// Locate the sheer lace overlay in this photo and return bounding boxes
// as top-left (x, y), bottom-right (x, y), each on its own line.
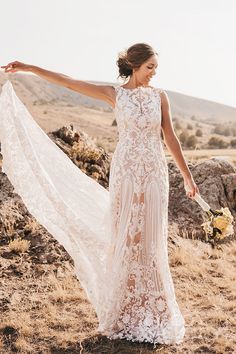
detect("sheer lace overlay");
top-left (0, 81), bottom-right (185, 345)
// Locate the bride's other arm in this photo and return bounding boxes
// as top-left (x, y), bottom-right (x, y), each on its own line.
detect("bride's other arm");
top-left (0, 61), bottom-right (115, 107)
top-left (160, 90), bottom-right (199, 197)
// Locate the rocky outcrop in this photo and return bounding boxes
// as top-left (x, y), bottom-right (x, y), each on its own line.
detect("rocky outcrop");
top-left (49, 124), bottom-right (111, 189)
top-left (168, 158), bottom-right (236, 242)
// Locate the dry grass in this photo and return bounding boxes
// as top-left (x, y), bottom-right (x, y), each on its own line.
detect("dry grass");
top-left (0, 232), bottom-right (236, 353)
top-left (8, 238), bottom-right (30, 253)
top-left (165, 148), bottom-right (236, 166)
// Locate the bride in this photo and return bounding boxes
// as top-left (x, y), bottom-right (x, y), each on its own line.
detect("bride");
top-left (0, 42), bottom-right (199, 345)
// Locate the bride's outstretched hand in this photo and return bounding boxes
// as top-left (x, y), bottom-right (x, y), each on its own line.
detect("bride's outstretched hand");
top-left (1, 61), bottom-right (30, 73)
top-left (183, 175), bottom-right (199, 199)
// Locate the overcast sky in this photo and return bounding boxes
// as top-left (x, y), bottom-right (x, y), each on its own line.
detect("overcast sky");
top-left (1, 0), bottom-right (236, 107)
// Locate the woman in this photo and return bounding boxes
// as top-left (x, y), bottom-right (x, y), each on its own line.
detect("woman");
top-left (0, 42), bottom-right (199, 345)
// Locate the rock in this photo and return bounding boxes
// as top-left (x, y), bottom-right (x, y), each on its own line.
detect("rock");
top-left (221, 173), bottom-right (236, 211)
top-left (0, 326), bottom-right (19, 350)
top-left (49, 124), bottom-right (110, 188)
top-left (168, 158), bottom-right (236, 242)
top-left (50, 124), bottom-right (81, 146)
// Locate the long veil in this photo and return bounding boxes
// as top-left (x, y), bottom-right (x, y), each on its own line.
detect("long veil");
top-left (0, 80), bottom-right (112, 322)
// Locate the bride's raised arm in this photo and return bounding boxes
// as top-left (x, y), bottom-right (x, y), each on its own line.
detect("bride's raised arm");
top-left (1, 60), bottom-right (115, 107)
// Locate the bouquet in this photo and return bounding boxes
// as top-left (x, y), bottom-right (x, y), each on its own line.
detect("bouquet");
top-left (185, 186), bottom-right (234, 242)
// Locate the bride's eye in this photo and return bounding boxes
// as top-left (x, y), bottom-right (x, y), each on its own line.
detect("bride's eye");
top-left (147, 65), bottom-right (158, 70)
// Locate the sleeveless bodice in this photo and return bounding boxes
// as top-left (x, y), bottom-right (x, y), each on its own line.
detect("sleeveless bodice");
top-left (113, 86), bottom-right (165, 165)
top-left (110, 86), bottom-right (168, 196)
top-left (114, 86), bottom-right (163, 144)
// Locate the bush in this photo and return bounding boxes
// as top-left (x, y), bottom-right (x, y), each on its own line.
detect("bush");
top-left (230, 139), bottom-right (236, 147)
top-left (223, 127), bottom-right (230, 136)
top-left (187, 123), bottom-right (193, 130)
top-left (208, 136), bottom-right (229, 149)
top-left (213, 124), bottom-right (231, 136)
top-left (185, 135), bottom-right (198, 149)
top-left (195, 128), bottom-right (203, 137)
top-left (179, 129), bottom-right (189, 145)
top-left (9, 238), bottom-right (30, 253)
top-left (173, 119), bottom-right (182, 130)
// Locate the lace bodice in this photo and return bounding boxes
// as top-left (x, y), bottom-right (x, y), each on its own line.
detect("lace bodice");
top-left (110, 86), bottom-right (168, 197)
top-left (114, 86), bottom-right (163, 142)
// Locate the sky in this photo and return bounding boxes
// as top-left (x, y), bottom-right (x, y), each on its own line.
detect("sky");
top-left (1, 0), bottom-right (236, 108)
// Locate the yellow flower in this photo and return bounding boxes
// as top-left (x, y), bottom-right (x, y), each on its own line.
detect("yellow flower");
top-left (221, 224), bottom-right (234, 238)
top-left (212, 216), bottom-right (229, 230)
top-left (201, 206), bottom-right (234, 241)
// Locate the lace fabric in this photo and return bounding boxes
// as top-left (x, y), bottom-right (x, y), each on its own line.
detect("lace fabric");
top-left (99, 86), bottom-right (185, 344)
top-left (0, 81), bottom-right (185, 345)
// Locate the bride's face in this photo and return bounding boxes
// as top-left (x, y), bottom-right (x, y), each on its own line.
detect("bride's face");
top-left (134, 54), bottom-right (158, 85)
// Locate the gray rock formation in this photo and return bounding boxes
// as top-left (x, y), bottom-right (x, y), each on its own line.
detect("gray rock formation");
top-left (168, 158), bottom-right (236, 243)
top-left (49, 124), bottom-right (110, 189)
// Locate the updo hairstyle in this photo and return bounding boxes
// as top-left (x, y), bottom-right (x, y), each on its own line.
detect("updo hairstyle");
top-left (117, 43), bottom-right (158, 79)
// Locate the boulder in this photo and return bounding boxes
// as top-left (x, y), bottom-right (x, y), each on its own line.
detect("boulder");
top-left (49, 124), bottom-right (110, 188)
top-left (168, 158), bottom-right (236, 242)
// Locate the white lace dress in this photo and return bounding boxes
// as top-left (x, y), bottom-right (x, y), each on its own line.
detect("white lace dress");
top-left (0, 81), bottom-right (185, 345)
top-left (99, 85), bottom-right (185, 343)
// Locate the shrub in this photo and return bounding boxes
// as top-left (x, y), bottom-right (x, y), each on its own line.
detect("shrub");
top-left (223, 127), bottom-right (230, 136)
top-left (213, 124), bottom-right (231, 136)
top-left (187, 123), bottom-right (193, 130)
top-left (179, 129), bottom-right (189, 145)
top-left (173, 119), bottom-right (182, 130)
top-left (9, 238), bottom-right (30, 253)
top-left (208, 136), bottom-right (229, 149)
top-left (185, 135), bottom-right (198, 149)
top-left (195, 128), bottom-right (203, 137)
top-left (230, 139), bottom-right (236, 147)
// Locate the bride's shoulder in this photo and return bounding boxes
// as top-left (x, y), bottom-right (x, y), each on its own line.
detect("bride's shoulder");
top-left (152, 86), bottom-right (165, 94)
top-left (152, 87), bottom-right (170, 108)
top-left (153, 87), bottom-right (169, 101)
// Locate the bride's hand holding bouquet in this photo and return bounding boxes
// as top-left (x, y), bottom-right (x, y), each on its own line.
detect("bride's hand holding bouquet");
top-left (183, 174), bottom-right (199, 199)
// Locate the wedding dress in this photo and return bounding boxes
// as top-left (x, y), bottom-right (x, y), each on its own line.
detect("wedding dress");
top-left (0, 80), bottom-right (185, 345)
